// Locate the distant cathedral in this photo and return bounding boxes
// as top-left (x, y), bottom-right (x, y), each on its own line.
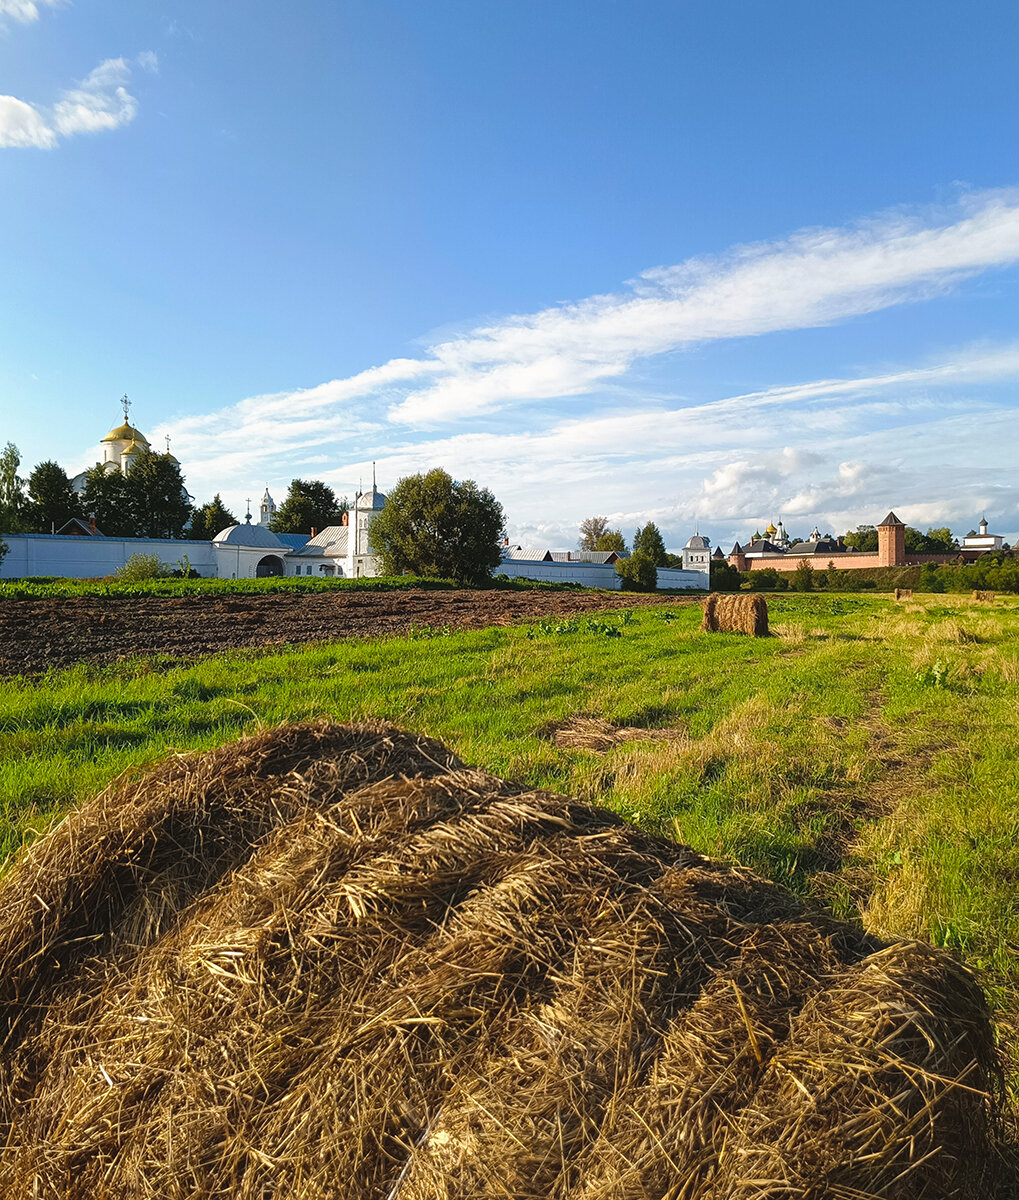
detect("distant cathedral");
top-left (71, 396), bottom-right (180, 493)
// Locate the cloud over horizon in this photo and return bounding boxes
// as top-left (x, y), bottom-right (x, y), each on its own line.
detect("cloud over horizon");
top-left (140, 189), bottom-right (1019, 546)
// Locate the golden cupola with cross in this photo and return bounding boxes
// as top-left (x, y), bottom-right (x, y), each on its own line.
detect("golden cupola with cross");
top-left (99, 396), bottom-right (151, 474)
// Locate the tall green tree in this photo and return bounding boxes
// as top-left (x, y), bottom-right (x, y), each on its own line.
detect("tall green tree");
top-left (81, 466), bottom-right (135, 536)
top-left (616, 551), bottom-right (657, 592)
top-left (126, 453), bottom-right (193, 539)
top-left (188, 494), bottom-right (238, 540)
top-left (270, 480), bottom-right (348, 534)
top-left (368, 467), bottom-right (505, 585)
top-left (26, 460), bottom-right (80, 533)
top-left (579, 516), bottom-right (610, 551)
top-left (632, 521), bottom-right (667, 565)
top-left (842, 525), bottom-right (878, 552)
top-left (0, 442), bottom-right (29, 533)
top-left (595, 529), bottom-right (627, 554)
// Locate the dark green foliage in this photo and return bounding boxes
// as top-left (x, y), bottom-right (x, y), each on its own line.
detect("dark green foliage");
top-left (368, 468), bottom-right (505, 585)
top-left (790, 559), bottom-right (814, 591)
top-left (188, 495), bottom-right (238, 541)
top-left (270, 480), bottom-right (347, 534)
top-left (842, 525), bottom-right (878, 552)
top-left (746, 567), bottom-right (789, 591)
top-left (615, 551), bottom-right (658, 592)
top-left (632, 522), bottom-right (667, 566)
top-left (596, 529), bottom-right (628, 554)
top-left (906, 526), bottom-right (958, 555)
top-left (123, 453), bottom-right (194, 539)
top-left (80, 466), bottom-right (135, 537)
top-left (25, 461), bottom-right (80, 533)
top-left (661, 552), bottom-right (684, 569)
top-left (0, 443), bottom-right (30, 534)
top-left (919, 563), bottom-right (945, 593)
top-left (709, 559), bottom-right (740, 592)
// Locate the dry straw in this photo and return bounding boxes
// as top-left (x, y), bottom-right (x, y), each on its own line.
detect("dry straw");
top-left (0, 721), bottom-right (1004, 1198)
top-left (701, 593), bottom-right (770, 636)
top-left (973, 590), bottom-right (996, 602)
top-left (894, 587), bottom-right (914, 600)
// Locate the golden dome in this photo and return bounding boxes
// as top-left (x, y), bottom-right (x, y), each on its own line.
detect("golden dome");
top-left (765, 522), bottom-right (777, 536)
top-left (101, 422), bottom-right (150, 446)
top-left (120, 440), bottom-right (146, 456)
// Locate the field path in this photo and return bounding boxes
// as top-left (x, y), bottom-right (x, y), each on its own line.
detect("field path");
top-left (0, 588), bottom-right (689, 677)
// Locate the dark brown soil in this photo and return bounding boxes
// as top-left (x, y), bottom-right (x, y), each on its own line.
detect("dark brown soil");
top-left (0, 588), bottom-right (689, 677)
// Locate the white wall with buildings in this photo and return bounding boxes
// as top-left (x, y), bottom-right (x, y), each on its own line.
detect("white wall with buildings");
top-left (0, 534), bottom-right (218, 579)
top-left (496, 559), bottom-right (707, 590)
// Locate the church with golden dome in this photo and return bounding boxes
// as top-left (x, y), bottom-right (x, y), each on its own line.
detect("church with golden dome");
top-left (71, 396), bottom-right (180, 494)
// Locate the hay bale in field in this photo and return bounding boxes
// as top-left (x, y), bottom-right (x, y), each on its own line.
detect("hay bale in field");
top-left (0, 721), bottom-right (1003, 1200)
top-left (973, 589), bottom-right (996, 602)
top-left (702, 592), bottom-right (769, 636)
top-left (894, 587), bottom-right (913, 600)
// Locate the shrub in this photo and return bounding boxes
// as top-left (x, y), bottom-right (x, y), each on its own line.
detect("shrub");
top-left (615, 552), bottom-right (657, 592)
top-left (114, 553), bottom-right (174, 582)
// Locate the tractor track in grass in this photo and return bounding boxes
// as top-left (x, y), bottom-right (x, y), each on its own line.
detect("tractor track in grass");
top-left (0, 588), bottom-right (693, 678)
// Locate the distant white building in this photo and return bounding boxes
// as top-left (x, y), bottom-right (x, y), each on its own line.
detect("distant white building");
top-left (681, 533), bottom-right (711, 572)
top-left (961, 517), bottom-right (1004, 552)
top-left (284, 485), bottom-right (387, 578)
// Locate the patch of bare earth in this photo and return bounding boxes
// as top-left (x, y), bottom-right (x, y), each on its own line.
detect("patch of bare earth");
top-left (0, 589), bottom-right (693, 678)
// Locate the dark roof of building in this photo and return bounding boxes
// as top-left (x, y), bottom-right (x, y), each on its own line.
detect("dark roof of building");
top-left (684, 534), bottom-right (710, 550)
top-left (55, 517), bottom-right (103, 536)
top-left (879, 511), bottom-right (905, 527)
top-left (712, 546), bottom-right (724, 558)
top-left (730, 542), bottom-right (743, 555)
top-left (275, 533), bottom-right (311, 550)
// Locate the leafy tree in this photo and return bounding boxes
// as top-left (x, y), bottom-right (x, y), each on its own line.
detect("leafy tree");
top-left (710, 558), bottom-right (740, 591)
top-left (0, 538), bottom-right (6, 569)
top-left (81, 466), bottom-right (135, 537)
top-left (368, 467), bottom-right (505, 585)
top-left (579, 516), bottom-right (610, 551)
top-left (616, 551), bottom-right (657, 592)
top-left (0, 442), bottom-right (29, 533)
top-left (189, 494), bottom-right (238, 540)
top-left (746, 567), bottom-right (788, 591)
top-left (905, 526), bottom-right (957, 554)
top-left (822, 560), bottom-right (841, 589)
top-left (595, 529), bottom-right (628, 554)
top-left (26, 460), bottom-right (80, 533)
top-left (271, 480), bottom-right (348, 534)
top-left (842, 525), bottom-right (878, 552)
top-left (661, 551), bottom-right (684, 569)
top-left (791, 559), bottom-right (814, 591)
top-left (632, 521), bottom-right (667, 565)
top-left (126, 452), bottom-right (193, 539)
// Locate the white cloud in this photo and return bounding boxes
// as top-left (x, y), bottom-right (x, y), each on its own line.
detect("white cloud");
top-left (0, 94), bottom-right (56, 147)
top-left (0, 0), bottom-right (62, 24)
top-left (1, 54), bottom-right (151, 148)
top-left (52, 57), bottom-right (138, 136)
top-left (386, 192), bottom-right (1019, 425)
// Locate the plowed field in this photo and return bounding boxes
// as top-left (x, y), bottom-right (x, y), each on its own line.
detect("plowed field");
top-left (0, 588), bottom-right (691, 677)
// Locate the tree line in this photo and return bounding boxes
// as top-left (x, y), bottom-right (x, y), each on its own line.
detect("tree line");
top-left (0, 441), bottom-right (353, 541)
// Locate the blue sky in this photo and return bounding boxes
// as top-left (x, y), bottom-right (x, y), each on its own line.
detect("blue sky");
top-left (2, 0), bottom-right (1018, 549)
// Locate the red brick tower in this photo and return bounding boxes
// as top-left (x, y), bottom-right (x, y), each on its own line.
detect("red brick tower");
top-left (877, 511), bottom-right (905, 567)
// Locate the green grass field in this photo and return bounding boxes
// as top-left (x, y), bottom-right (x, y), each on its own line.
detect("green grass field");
top-left (3, 591), bottom-right (1019, 1065)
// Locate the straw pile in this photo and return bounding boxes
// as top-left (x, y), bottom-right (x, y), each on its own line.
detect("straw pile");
top-left (0, 721), bottom-right (1003, 1199)
top-left (973, 590), bottom-right (996, 602)
top-left (701, 593), bottom-right (769, 636)
top-left (894, 587), bottom-right (913, 600)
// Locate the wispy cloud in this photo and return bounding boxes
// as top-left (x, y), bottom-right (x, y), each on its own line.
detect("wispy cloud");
top-left (149, 191), bottom-right (1019, 543)
top-left (384, 192), bottom-right (1019, 425)
top-left (0, 52), bottom-right (154, 148)
top-left (0, 0), bottom-right (62, 25)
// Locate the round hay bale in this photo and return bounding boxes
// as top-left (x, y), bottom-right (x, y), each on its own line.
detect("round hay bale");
top-left (0, 721), bottom-right (1004, 1198)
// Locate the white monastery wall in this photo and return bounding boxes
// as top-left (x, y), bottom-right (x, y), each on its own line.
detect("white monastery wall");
top-left (0, 533), bottom-right (218, 580)
top-left (497, 560), bottom-right (707, 590)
